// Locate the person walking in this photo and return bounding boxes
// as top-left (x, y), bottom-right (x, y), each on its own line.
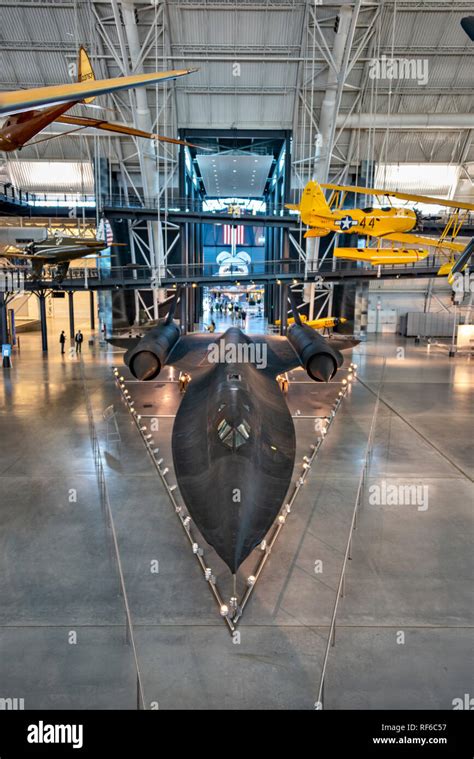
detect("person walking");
top-left (74, 330), bottom-right (84, 354)
top-left (59, 330), bottom-right (66, 355)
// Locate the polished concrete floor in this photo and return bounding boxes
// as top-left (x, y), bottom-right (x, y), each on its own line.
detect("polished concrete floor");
top-left (0, 315), bottom-right (472, 709)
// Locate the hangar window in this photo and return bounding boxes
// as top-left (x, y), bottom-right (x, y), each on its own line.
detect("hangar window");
top-left (227, 372), bottom-right (241, 382)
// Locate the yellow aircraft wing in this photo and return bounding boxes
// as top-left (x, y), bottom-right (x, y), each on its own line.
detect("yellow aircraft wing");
top-left (275, 315), bottom-right (347, 329)
top-left (0, 68), bottom-right (197, 117)
top-left (320, 183), bottom-right (474, 212)
top-left (335, 247), bottom-right (429, 265)
top-left (365, 230), bottom-right (465, 252)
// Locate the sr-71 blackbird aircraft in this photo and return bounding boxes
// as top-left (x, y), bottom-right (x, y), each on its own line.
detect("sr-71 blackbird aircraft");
top-left (110, 291), bottom-right (358, 574)
top-left (0, 47), bottom-right (196, 150)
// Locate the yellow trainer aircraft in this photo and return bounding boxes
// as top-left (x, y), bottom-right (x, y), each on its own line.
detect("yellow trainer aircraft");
top-left (275, 315), bottom-right (347, 330)
top-left (0, 47), bottom-right (197, 150)
top-left (288, 181), bottom-right (473, 273)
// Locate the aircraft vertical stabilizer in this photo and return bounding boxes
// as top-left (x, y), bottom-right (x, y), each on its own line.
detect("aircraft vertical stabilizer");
top-left (300, 180), bottom-right (331, 222)
top-left (78, 47), bottom-right (96, 104)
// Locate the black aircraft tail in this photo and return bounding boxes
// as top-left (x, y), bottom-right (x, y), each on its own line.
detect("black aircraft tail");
top-left (287, 286), bottom-right (303, 326)
top-left (107, 336), bottom-right (142, 350)
top-left (449, 236), bottom-right (474, 282)
top-left (165, 286), bottom-right (181, 325)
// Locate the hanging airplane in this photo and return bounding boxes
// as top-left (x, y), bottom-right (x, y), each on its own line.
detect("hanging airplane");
top-left (0, 234), bottom-right (112, 282)
top-left (0, 47), bottom-right (197, 150)
top-left (288, 181), bottom-right (473, 271)
top-left (109, 290), bottom-right (358, 574)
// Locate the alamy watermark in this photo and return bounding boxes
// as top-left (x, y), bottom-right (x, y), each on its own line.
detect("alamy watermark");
top-left (27, 721), bottom-right (83, 750)
top-left (369, 480), bottom-right (429, 511)
top-left (369, 55), bottom-right (428, 86)
top-left (0, 697), bottom-right (24, 710)
top-left (0, 270), bottom-right (25, 294)
top-left (207, 338), bottom-right (267, 369)
top-left (452, 693), bottom-right (474, 710)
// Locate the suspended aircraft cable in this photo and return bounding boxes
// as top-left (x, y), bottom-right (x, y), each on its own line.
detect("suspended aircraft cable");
top-left (108, 134), bottom-right (112, 208)
top-left (79, 133), bottom-right (86, 234)
top-left (364, 6), bottom-right (381, 203)
top-left (94, 132), bottom-right (100, 232)
top-left (304, 9), bottom-right (310, 186)
top-left (382, 0), bottom-right (397, 186)
top-left (298, 4), bottom-right (308, 186)
top-left (26, 125), bottom-right (91, 149)
top-left (309, 0), bottom-right (317, 185)
top-left (73, 0), bottom-right (79, 59)
top-left (156, 4), bottom-right (167, 280)
top-left (296, 6), bottom-right (309, 249)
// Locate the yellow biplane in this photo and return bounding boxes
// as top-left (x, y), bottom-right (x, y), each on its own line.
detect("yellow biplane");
top-left (288, 181), bottom-right (474, 279)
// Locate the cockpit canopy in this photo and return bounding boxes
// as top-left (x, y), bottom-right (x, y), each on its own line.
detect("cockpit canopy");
top-left (217, 418), bottom-right (251, 451)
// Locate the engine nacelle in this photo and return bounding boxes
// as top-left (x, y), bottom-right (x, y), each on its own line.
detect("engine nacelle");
top-left (287, 323), bottom-right (343, 382)
top-left (125, 321), bottom-right (180, 381)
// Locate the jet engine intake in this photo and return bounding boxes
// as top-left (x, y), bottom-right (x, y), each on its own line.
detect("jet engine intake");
top-left (287, 323), bottom-right (343, 382)
top-left (125, 321), bottom-right (180, 381)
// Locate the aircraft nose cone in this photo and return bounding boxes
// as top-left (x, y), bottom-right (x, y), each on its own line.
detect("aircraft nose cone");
top-left (307, 353), bottom-right (335, 382)
top-left (130, 350), bottom-right (161, 381)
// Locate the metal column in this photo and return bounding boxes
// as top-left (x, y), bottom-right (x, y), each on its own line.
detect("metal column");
top-left (119, 0), bottom-right (165, 286)
top-left (38, 293), bottom-right (48, 352)
top-left (0, 292), bottom-right (8, 345)
top-left (68, 291), bottom-right (75, 339)
top-left (280, 285), bottom-right (288, 336)
top-left (179, 288), bottom-right (187, 335)
top-left (306, 4), bottom-right (357, 274)
top-left (89, 291), bottom-right (95, 331)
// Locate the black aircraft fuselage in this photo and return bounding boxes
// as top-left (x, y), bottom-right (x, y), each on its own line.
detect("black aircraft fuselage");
top-left (171, 329), bottom-right (296, 573)
top-left (113, 317), bottom-right (357, 573)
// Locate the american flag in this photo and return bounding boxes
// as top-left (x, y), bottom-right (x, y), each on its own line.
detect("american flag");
top-left (224, 225), bottom-right (245, 246)
top-left (97, 218), bottom-right (114, 247)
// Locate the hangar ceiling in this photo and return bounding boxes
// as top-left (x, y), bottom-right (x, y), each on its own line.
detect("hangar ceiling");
top-left (196, 153), bottom-right (274, 197)
top-left (0, 0), bottom-right (472, 201)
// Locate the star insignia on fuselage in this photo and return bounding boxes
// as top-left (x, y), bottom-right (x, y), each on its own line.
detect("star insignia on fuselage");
top-left (336, 215), bottom-right (357, 231)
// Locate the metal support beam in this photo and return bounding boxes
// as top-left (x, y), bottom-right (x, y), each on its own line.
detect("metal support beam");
top-left (306, 3), bottom-right (359, 275)
top-left (179, 287), bottom-right (187, 335)
top-left (38, 292), bottom-right (48, 352)
top-left (280, 285), bottom-right (288, 336)
top-left (108, 0), bottom-right (167, 287)
top-left (336, 113), bottom-right (474, 129)
top-left (90, 290), bottom-right (96, 331)
top-left (68, 291), bottom-right (75, 339)
top-left (0, 292), bottom-right (8, 345)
